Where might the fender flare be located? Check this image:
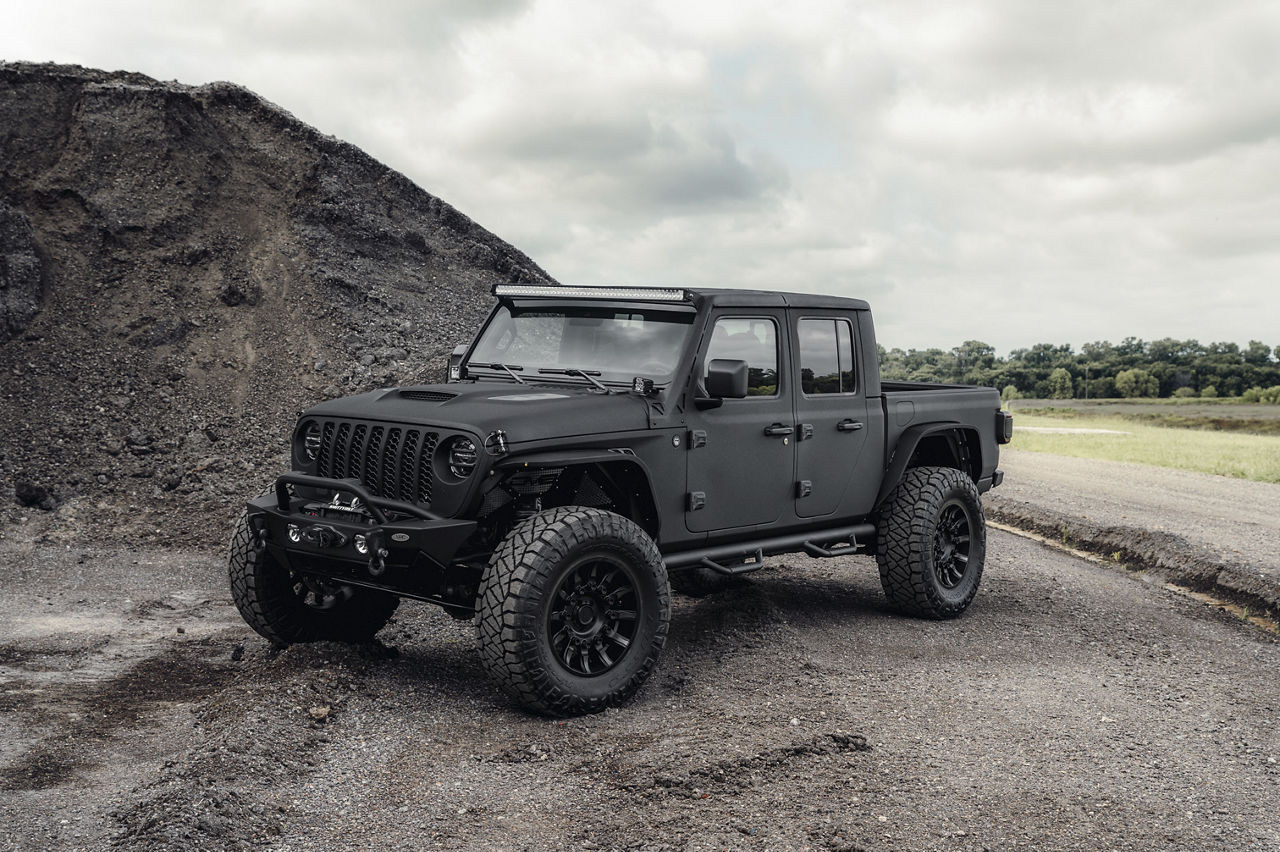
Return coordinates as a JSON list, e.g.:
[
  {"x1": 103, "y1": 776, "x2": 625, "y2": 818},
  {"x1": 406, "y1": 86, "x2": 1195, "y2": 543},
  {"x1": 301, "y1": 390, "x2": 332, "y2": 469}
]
[
  {"x1": 875, "y1": 423, "x2": 980, "y2": 507},
  {"x1": 495, "y1": 449, "x2": 660, "y2": 534}
]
